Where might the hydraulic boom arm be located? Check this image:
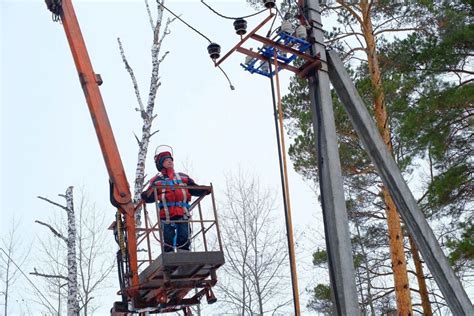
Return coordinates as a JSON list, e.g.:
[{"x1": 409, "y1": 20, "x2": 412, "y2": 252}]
[{"x1": 46, "y1": 0, "x2": 140, "y2": 301}]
